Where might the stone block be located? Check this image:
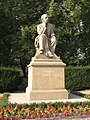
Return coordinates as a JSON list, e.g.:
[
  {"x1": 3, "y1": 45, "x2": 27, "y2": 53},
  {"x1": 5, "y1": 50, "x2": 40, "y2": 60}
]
[{"x1": 26, "y1": 56, "x2": 68, "y2": 100}]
